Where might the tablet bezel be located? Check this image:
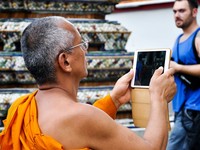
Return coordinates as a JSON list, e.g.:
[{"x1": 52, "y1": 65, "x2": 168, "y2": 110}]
[{"x1": 131, "y1": 48, "x2": 171, "y2": 88}]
